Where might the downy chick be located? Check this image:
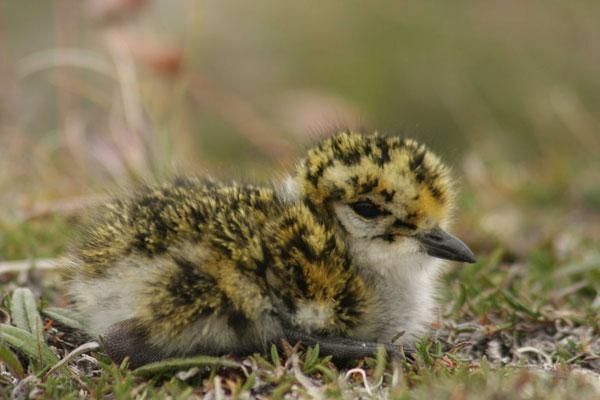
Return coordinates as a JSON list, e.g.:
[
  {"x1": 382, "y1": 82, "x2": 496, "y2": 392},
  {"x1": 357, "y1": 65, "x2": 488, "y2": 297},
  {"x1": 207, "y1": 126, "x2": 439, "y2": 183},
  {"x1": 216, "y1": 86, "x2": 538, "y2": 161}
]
[{"x1": 68, "y1": 131, "x2": 475, "y2": 367}]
